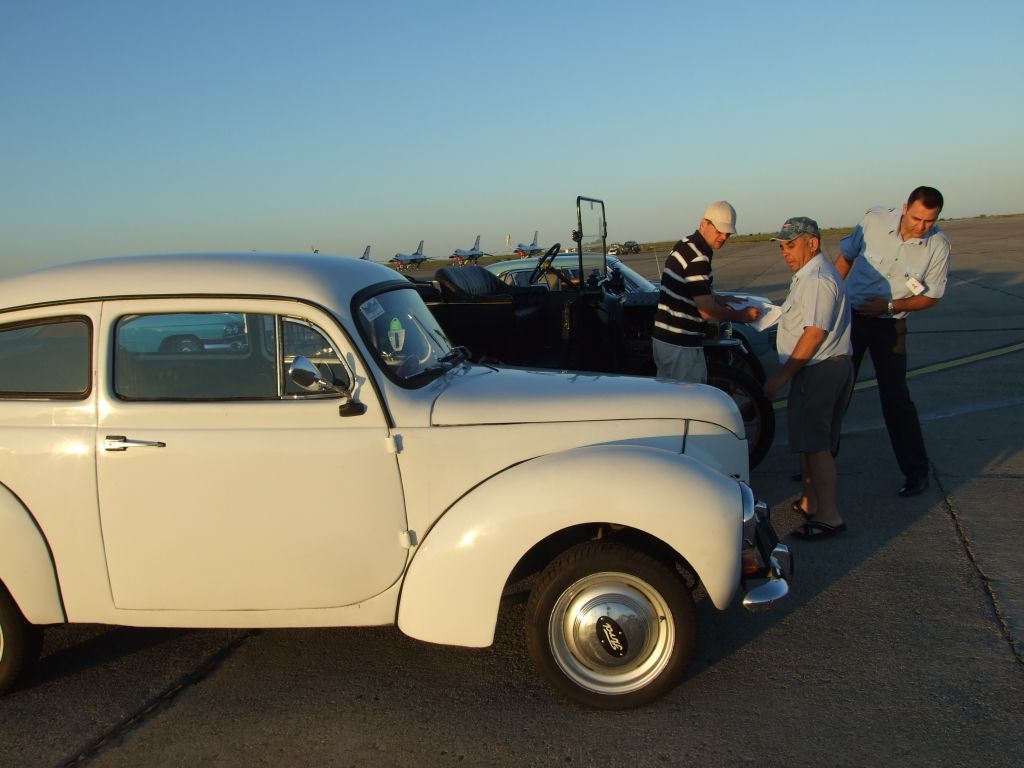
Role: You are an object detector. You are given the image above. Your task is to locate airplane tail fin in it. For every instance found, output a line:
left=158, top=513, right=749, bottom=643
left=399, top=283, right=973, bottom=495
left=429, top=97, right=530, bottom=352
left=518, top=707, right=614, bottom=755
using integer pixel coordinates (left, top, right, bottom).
left=361, top=246, right=371, bottom=261
left=414, top=240, right=424, bottom=256
left=531, top=231, right=539, bottom=247
left=473, top=235, right=480, bottom=250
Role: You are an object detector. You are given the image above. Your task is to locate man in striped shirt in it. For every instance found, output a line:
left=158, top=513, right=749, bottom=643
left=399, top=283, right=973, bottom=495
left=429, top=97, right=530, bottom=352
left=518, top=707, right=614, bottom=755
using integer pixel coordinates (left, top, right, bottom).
left=652, top=201, right=762, bottom=383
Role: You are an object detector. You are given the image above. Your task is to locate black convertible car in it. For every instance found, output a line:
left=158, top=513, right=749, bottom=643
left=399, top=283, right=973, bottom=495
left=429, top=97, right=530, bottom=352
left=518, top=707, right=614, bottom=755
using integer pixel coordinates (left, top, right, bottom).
left=412, top=197, right=775, bottom=468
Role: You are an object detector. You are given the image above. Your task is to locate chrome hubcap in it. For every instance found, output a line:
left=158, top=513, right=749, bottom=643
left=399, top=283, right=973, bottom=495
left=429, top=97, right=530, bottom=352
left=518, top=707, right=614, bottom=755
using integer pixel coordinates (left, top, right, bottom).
left=548, top=572, right=674, bottom=695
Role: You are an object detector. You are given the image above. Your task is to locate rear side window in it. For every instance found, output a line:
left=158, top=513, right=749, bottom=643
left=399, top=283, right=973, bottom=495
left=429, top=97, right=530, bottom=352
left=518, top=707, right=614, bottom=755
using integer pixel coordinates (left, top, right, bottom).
left=115, top=312, right=277, bottom=400
left=0, top=317, right=92, bottom=398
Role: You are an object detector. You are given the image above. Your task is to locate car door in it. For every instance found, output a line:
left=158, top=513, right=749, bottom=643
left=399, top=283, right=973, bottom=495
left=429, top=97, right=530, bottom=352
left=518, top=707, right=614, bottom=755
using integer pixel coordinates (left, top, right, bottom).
left=95, top=299, right=409, bottom=612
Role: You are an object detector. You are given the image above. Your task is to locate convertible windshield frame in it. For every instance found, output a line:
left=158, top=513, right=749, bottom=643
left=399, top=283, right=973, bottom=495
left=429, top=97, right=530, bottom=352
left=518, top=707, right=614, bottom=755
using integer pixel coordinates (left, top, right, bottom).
left=575, top=196, right=608, bottom=284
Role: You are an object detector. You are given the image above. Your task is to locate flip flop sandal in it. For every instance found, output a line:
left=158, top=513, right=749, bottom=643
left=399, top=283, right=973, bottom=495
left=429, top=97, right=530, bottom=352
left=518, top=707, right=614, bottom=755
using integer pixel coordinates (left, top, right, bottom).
left=790, top=500, right=813, bottom=518
left=791, top=520, right=847, bottom=541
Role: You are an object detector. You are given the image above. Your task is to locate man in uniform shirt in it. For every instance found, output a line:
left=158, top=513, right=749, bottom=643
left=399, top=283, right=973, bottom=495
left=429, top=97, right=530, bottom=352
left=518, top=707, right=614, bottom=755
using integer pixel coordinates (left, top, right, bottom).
left=652, top=201, right=761, bottom=383
left=764, top=217, right=853, bottom=540
left=836, top=186, right=950, bottom=498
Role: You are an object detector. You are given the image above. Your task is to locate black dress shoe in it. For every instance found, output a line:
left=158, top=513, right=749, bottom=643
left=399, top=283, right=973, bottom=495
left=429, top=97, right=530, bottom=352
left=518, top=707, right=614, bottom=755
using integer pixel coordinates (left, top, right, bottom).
left=898, top=476, right=929, bottom=497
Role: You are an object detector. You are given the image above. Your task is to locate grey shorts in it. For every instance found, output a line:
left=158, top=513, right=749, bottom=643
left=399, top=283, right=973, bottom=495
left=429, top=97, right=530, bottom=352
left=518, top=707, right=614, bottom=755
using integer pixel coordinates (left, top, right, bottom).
left=652, top=338, right=707, bottom=384
left=787, top=356, right=854, bottom=454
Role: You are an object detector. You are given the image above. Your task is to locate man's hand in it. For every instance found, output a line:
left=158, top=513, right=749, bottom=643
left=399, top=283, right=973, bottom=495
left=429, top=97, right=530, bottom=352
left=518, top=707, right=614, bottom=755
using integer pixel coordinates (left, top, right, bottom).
left=721, top=295, right=763, bottom=323
left=855, top=295, right=889, bottom=317
left=737, top=305, right=763, bottom=323
left=765, top=326, right=826, bottom=400
left=857, top=294, right=939, bottom=316
left=763, top=373, right=785, bottom=401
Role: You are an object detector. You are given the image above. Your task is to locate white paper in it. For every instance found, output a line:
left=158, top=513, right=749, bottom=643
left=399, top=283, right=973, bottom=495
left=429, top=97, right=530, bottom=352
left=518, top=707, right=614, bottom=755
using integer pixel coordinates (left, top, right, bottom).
left=726, top=296, right=782, bottom=332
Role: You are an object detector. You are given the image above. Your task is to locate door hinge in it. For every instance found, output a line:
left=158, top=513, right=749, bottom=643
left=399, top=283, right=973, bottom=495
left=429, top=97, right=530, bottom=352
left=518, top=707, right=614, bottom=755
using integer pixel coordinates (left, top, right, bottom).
left=399, top=530, right=418, bottom=549
left=385, top=434, right=403, bottom=454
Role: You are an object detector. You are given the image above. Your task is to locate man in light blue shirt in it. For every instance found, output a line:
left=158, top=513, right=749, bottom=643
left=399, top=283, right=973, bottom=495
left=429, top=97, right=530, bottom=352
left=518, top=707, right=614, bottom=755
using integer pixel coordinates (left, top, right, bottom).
left=765, top=217, right=853, bottom=540
left=836, top=186, right=950, bottom=498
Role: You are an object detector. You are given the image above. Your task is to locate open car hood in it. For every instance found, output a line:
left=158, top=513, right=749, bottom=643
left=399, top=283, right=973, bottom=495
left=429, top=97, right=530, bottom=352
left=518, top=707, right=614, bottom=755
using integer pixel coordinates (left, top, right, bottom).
left=430, top=365, right=743, bottom=437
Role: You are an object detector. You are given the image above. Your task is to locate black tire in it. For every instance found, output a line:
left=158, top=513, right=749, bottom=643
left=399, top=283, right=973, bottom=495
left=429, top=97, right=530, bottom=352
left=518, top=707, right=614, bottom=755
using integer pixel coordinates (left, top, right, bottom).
left=0, top=585, right=42, bottom=696
left=158, top=335, right=201, bottom=354
left=705, top=344, right=766, bottom=384
left=525, top=542, right=696, bottom=710
left=706, top=362, right=775, bottom=470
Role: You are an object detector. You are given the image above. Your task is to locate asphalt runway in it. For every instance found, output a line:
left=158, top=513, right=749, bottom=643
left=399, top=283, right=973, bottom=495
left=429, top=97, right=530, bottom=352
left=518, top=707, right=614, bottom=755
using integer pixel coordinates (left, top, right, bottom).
left=1, top=216, right=1022, bottom=767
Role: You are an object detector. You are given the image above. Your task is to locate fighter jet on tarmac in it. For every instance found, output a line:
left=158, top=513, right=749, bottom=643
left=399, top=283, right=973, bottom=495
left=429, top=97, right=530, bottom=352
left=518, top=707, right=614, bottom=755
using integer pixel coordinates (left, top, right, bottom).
left=450, top=235, right=487, bottom=265
left=513, top=231, right=546, bottom=258
left=389, top=240, right=427, bottom=271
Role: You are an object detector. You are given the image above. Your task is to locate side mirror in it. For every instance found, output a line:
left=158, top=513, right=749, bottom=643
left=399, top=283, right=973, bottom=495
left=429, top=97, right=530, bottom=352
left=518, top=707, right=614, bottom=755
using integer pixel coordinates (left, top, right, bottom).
left=288, top=356, right=366, bottom=416
left=288, top=356, right=332, bottom=391
left=289, top=355, right=354, bottom=393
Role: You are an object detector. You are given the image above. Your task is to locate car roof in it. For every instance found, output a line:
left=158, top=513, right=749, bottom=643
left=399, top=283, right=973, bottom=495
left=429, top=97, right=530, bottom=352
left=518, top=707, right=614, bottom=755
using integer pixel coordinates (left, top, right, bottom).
left=0, top=253, right=406, bottom=315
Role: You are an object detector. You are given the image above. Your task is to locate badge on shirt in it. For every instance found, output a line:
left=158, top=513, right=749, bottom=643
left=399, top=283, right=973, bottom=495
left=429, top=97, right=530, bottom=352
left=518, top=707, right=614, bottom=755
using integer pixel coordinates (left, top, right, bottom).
left=905, top=276, right=926, bottom=296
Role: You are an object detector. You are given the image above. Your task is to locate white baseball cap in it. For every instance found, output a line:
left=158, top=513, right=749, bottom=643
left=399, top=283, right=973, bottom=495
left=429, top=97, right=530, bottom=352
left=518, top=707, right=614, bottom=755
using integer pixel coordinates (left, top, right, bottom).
left=703, top=201, right=737, bottom=234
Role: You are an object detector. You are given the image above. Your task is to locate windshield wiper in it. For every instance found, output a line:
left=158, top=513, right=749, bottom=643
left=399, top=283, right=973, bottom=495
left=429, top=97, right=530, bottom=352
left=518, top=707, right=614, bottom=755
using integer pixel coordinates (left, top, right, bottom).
left=437, top=345, right=471, bottom=366
left=400, top=346, right=472, bottom=384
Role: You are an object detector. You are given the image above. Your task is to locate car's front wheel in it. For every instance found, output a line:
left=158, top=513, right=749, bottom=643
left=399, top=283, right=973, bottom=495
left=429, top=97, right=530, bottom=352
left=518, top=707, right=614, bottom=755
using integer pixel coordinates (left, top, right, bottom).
left=0, top=585, right=42, bottom=696
left=525, top=542, right=696, bottom=709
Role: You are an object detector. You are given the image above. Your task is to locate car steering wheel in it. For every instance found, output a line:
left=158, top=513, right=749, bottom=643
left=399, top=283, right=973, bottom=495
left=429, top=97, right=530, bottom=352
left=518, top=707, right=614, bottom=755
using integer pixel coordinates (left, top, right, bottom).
left=528, top=243, right=564, bottom=286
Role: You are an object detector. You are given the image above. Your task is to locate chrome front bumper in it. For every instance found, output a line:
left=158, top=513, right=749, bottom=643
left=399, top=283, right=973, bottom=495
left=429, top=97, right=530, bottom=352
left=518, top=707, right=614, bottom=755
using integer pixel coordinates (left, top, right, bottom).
left=739, top=493, right=794, bottom=612
left=743, top=541, right=793, bottom=612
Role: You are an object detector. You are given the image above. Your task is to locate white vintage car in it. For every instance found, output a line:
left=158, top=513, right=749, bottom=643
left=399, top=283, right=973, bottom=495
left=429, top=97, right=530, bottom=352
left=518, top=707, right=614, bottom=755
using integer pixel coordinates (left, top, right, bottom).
left=0, top=252, right=790, bottom=709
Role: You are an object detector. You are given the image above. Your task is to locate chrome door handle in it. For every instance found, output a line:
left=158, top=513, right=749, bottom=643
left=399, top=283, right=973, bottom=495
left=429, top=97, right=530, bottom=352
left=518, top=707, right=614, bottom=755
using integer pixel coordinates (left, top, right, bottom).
left=104, top=435, right=167, bottom=451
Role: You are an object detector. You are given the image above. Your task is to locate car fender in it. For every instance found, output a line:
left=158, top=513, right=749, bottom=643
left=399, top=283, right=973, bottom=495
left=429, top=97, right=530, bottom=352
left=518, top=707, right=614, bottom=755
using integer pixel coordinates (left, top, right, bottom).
left=0, top=485, right=65, bottom=624
left=397, top=444, right=741, bottom=647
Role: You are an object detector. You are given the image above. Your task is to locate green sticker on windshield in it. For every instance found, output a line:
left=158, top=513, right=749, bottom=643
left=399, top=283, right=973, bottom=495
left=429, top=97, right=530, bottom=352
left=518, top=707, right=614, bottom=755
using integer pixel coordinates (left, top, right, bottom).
left=388, top=317, right=406, bottom=351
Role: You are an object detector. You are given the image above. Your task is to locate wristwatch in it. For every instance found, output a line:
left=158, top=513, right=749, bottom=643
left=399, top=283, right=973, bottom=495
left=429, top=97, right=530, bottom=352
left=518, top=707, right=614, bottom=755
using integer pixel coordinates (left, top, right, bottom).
left=887, top=300, right=895, bottom=315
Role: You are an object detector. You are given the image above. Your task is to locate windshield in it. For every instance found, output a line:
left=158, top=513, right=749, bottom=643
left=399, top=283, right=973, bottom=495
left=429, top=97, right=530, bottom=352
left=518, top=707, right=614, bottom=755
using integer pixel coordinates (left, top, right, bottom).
left=355, top=286, right=458, bottom=386
left=577, top=197, right=607, bottom=258
left=574, top=196, right=608, bottom=285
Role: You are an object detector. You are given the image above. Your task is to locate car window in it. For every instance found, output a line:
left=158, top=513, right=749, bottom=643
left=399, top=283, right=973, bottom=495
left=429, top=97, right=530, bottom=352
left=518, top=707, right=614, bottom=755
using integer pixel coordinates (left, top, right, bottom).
left=115, top=312, right=277, bottom=400
left=279, top=317, right=351, bottom=395
left=0, top=317, right=91, bottom=398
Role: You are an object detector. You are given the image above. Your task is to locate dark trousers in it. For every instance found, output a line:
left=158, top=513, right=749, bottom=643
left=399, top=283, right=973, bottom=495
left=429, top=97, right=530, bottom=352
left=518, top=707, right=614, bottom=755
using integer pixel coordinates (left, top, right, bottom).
left=850, top=314, right=929, bottom=480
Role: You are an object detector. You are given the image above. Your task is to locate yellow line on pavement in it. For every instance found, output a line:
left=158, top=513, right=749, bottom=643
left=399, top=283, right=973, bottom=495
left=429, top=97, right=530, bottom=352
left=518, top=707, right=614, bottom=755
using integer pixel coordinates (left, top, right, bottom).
left=772, top=340, right=1024, bottom=410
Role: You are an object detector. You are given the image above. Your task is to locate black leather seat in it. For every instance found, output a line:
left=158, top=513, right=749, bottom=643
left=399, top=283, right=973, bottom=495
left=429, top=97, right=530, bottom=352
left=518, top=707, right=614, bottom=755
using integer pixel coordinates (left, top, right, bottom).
left=434, top=266, right=510, bottom=301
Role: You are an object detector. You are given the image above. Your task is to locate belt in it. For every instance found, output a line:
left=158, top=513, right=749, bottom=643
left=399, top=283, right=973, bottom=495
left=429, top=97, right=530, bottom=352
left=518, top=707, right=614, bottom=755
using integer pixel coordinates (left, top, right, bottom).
left=853, top=314, right=895, bottom=322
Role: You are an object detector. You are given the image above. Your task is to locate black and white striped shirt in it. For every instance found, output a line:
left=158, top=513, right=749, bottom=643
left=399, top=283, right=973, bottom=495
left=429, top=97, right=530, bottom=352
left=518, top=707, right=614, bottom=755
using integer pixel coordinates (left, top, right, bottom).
left=651, top=232, right=713, bottom=348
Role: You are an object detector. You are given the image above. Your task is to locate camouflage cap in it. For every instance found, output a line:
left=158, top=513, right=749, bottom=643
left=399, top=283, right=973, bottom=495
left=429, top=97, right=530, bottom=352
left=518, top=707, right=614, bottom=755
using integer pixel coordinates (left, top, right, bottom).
left=771, top=216, right=821, bottom=241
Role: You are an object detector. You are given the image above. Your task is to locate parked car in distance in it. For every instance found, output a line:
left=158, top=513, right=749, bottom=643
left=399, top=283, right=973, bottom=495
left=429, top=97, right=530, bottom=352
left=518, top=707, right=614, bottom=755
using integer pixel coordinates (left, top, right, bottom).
left=117, top=312, right=248, bottom=354
left=0, top=251, right=790, bottom=709
left=608, top=242, right=625, bottom=255
left=622, top=240, right=641, bottom=253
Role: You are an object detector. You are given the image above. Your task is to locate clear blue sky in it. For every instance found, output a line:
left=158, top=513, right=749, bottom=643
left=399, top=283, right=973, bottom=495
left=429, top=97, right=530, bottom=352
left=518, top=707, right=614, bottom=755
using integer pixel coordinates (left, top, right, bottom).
left=2, top=1, right=1022, bottom=277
